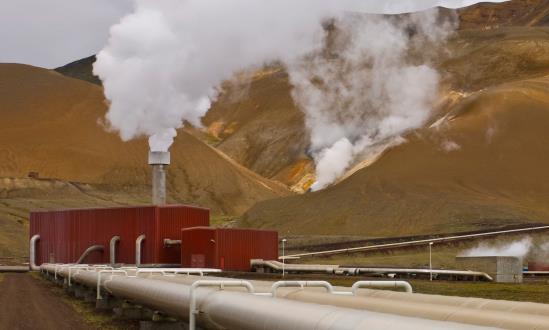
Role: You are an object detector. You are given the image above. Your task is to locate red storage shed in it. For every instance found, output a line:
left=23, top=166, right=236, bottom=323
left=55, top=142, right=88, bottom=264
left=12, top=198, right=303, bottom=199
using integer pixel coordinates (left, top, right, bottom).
left=528, top=261, right=549, bottom=271
left=181, top=227, right=278, bottom=271
left=30, top=205, right=209, bottom=266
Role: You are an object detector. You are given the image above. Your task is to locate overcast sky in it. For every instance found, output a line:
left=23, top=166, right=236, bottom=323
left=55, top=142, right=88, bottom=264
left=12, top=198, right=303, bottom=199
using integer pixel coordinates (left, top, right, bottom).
left=0, top=0, right=133, bottom=68
left=0, top=0, right=506, bottom=69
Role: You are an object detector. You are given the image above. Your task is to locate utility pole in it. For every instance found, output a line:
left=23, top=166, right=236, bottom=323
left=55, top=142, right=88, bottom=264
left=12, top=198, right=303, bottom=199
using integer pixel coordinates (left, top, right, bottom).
left=429, top=242, right=434, bottom=281
left=282, top=238, right=287, bottom=278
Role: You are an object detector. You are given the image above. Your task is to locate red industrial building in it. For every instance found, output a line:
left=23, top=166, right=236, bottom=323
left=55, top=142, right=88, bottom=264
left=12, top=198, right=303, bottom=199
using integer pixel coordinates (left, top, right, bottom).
left=30, top=205, right=279, bottom=271
left=181, top=227, right=278, bottom=271
left=30, top=205, right=209, bottom=265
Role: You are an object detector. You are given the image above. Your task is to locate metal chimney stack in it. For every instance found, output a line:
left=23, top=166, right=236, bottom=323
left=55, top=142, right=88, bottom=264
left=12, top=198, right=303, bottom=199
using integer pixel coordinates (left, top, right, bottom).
left=148, top=151, right=170, bottom=205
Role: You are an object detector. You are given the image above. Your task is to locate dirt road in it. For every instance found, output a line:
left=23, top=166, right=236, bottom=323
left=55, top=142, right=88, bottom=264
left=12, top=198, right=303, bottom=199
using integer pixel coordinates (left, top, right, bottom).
left=0, top=273, right=92, bottom=330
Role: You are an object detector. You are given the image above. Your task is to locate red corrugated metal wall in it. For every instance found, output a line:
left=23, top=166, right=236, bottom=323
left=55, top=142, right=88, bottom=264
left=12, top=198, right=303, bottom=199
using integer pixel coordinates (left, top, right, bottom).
left=29, top=205, right=209, bottom=265
left=180, top=228, right=278, bottom=271
left=180, top=227, right=216, bottom=268
left=529, top=262, right=549, bottom=271
left=155, top=205, right=210, bottom=264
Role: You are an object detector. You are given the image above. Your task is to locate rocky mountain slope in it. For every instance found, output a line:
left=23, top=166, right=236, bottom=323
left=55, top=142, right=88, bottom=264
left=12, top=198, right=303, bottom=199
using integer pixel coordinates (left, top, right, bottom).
left=0, top=64, right=289, bottom=256
left=239, top=18, right=549, bottom=236
left=458, top=0, right=549, bottom=29
left=242, top=75, right=549, bottom=236
left=0, top=64, right=288, bottom=213
left=3, top=0, right=549, bottom=259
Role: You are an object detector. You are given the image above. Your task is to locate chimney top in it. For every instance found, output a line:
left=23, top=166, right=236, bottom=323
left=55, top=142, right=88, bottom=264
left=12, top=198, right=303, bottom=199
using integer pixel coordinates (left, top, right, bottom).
left=148, top=151, right=170, bottom=165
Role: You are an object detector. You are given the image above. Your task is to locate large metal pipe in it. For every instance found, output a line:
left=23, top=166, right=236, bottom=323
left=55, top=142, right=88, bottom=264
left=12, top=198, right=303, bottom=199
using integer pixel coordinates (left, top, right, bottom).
left=149, top=151, right=170, bottom=205
left=135, top=235, right=146, bottom=266
left=251, top=259, right=339, bottom=273
left=29, top=234, right=40, bottom=271
left=44, top=265, right=549, bottom=329
left=189, top=280, right=256, bottom=330
left=280, top=289, right=549, bottom=329
left=110, top=236, right=120, bottom=265
left=43, top=265, right=491, bottom=330
left=148, top=274, right=549, bottom=329
left=352, top=280, right=413, bottom=294
left=75, top=245, right=104, bottom=264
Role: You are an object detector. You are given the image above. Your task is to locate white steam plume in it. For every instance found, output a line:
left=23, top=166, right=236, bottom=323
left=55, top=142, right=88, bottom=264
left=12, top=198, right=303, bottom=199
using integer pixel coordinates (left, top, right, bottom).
left=93, top=0, right=507, bottom=163
left=462, top=237, right=533, bottom=258
left=289, top=11, right=456, bottom=190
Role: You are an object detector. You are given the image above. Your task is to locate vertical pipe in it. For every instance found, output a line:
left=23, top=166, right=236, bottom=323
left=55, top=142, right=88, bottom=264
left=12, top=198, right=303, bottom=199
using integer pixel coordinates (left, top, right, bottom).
left=29, top=234, right=40, bottom=271
left=152, top=164, right=166, bottom=205
left=136, top=235, right=146, bottom=266
left=110, top=236, right=120, bottom=265
left=148, top=151, right=170, bottom=205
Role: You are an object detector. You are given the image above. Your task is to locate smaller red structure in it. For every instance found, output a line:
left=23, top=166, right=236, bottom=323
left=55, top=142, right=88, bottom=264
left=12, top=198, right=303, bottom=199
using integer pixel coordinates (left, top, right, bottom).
left=528, top=261, right=549, bottom=271
left=181, top=227, right=278, bottom=271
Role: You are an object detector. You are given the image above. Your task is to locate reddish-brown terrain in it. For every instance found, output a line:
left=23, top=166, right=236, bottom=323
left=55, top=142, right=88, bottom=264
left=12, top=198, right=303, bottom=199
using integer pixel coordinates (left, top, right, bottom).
left=2, top=0, right=549, bottom=257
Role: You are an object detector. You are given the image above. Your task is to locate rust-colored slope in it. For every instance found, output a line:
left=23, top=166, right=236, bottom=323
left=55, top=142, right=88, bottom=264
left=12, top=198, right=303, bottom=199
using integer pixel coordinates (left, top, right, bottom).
left=200, top=68, right=311, bottom=190
left=0, top=64, right=288, bottom=215
left=442, top=27, right=549, bottom=91
left=458, top=0, right=549, bottom=29
left=242, top=76, right=549, bottom=236
left=197, top=2, right=549, bottom=192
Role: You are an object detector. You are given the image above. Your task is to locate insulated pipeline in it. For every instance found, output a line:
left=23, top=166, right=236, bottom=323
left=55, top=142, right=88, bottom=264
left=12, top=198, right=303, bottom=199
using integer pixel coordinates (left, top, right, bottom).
left=42, top=266, right=493, bottom=330
left=251, top=260, right=493, bottom=281
left=147, top=274, right=549, bottom=330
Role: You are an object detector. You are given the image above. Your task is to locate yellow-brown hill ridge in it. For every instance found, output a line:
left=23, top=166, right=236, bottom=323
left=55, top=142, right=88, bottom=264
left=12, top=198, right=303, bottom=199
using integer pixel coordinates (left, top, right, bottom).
left=198, top=1, right=549, bottom=193
left=235, top=6, right=549, bottom=236
left=458, top=0, right=549, bottom=29
left=241, top=74, right=549, bottom=236
left=5, top=0, right=549, bottom=248
left=0, top=64, right=288, bottom=215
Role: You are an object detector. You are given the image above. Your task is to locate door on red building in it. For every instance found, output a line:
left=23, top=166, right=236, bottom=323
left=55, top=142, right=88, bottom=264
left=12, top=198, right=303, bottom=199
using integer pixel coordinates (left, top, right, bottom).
left=191, top=254, right=205, bottom=268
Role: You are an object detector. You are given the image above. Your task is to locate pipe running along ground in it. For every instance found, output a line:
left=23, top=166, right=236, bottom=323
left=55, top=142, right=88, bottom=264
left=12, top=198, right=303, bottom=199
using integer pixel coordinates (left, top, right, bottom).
left=251, top=260, right=494, bottom=281
left=40, top=265, right=493, bottom=330
left=145, top=273, right=549, bottom=330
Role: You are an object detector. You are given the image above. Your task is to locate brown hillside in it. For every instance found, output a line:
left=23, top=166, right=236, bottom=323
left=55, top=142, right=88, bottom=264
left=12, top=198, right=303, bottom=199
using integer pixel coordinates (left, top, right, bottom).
left=6, top=0, right=549, bottom=248
left=200, top=68, right=311, bottom=191
left=241, top=75, right=549, bottom=236
left=442, top=27, right=549, bottom=91
left=458, top=0, right=549, bottom=29
left=0, top=64, right=288, bottom=215
left=199, top=25, right=549, bottom=193
left=50, top=1, right=549, bottom=195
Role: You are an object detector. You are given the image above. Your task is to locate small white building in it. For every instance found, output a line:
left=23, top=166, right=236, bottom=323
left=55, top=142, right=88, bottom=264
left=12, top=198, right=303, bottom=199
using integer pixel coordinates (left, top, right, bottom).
left=456, top=256, right=523, bottom=283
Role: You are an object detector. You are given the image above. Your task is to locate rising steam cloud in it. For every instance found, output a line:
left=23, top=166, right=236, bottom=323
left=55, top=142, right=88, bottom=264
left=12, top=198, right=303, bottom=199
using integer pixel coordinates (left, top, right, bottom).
left=462, top=237, right=534, bottom=258
left=94, top=0, right=506, bottom=185
left=289, top=11, right=457, bottom=190
left=461, top=236, right=549, bottom=260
